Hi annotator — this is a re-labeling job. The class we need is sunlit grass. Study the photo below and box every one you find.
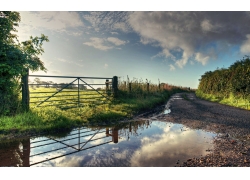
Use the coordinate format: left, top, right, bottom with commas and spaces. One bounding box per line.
196, 90, 250, 110
0, 80, 189, 135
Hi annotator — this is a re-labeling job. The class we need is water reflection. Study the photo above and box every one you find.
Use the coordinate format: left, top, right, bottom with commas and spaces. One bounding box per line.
0, 139, 30, 167
0, 119, 216, 167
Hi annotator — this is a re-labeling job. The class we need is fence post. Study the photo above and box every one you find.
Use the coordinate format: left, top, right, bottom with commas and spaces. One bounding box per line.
112, 76, 118, 98
129, 83, 132, 93
22, 68, 29, 111
106, 79, 111, 96
78, 78, 80, 107
106, 79, 109, 91
147, 83, 149, 92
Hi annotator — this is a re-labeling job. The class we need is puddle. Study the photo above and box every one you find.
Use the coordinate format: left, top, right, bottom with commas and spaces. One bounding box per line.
161, 94, 183, 115
0, 120, 216, 167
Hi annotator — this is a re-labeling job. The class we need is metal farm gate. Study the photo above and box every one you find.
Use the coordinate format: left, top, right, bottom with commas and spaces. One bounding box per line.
21, 70, 118, 110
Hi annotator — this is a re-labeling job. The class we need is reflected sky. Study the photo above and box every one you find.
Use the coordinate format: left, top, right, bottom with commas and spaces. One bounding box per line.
0, 94, 217, 167
0, 120, 216, 167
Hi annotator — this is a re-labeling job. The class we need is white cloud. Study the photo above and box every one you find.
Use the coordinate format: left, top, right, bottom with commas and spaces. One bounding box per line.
107, 37, 127, 46
113, 22, 130, 32
17, 11, 84, 40
201, 19, 214, 32
195, 52, 209, 66
169, 64, 176, 71
104, 63, 108, 68
83, 37, 113, 51
83, 37, 127, 51
240, 34, 250, 54
130, 125, 214, 167
19, 11, 83, 31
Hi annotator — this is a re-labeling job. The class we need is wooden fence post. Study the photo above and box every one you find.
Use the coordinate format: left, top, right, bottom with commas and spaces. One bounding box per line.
129, 83, 132, 93
147, 83, 149, 92
106, 79, 111, 96
112, 76, 118, 98
22, 68, 30, 111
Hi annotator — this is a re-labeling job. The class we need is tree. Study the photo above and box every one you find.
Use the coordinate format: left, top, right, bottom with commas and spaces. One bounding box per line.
0, 11, 49, 115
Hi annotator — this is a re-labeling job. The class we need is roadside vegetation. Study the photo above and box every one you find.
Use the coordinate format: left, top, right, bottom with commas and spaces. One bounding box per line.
0, 79, 189, 136
196, 56, 250, 110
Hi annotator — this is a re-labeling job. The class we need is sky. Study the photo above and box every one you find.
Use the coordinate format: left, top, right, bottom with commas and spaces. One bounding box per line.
5, 2, 250, 89
3, 0, 249, 176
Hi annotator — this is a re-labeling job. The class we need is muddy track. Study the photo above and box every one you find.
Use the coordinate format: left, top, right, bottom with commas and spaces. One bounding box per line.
150, 92, 250, 167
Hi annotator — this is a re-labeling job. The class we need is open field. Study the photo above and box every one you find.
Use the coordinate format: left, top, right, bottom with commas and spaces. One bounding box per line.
29, 87, 111, 109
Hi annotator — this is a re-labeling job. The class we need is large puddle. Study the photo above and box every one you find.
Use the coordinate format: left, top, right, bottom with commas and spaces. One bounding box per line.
0, 120, 216, 167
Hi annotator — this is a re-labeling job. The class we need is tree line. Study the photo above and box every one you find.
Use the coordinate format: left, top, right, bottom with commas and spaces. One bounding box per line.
197, 56, 250, 99
0, 11, 48, 115
31, 78, 87, 89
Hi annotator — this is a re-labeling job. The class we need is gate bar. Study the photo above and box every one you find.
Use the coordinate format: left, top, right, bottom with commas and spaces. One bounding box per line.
29, 75, 113, 79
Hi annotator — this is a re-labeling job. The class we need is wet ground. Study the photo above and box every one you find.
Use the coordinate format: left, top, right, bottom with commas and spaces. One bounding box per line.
1, 93, 250, 167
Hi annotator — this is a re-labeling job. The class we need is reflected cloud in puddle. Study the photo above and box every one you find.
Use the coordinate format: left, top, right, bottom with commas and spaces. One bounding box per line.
0, 119, 216, 167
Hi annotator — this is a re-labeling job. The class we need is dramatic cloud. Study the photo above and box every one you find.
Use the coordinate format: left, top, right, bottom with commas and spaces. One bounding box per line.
127, 12, 250, 68
83, 37, 128, 51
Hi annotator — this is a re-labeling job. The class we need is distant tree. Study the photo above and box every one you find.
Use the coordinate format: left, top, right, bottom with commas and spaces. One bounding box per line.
79, 84, 87, 90
34, 78, 41, 88
0, 11, 49, 115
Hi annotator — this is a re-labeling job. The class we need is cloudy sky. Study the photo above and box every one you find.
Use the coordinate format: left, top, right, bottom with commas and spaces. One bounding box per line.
7, 2, 250, 88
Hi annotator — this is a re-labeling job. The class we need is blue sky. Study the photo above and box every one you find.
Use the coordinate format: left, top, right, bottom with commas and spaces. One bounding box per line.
7, 3, 250, 89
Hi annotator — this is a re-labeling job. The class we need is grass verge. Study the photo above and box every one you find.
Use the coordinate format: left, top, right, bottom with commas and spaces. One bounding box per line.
0, 88, 188, 138
195, 89, 250, 110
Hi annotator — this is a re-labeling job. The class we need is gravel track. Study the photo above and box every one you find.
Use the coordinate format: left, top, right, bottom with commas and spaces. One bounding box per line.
155, 92, 250, 167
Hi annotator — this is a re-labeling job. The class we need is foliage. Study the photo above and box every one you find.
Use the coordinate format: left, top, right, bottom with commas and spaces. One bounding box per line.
0, 11, 49, 115
196, 56, 250, 107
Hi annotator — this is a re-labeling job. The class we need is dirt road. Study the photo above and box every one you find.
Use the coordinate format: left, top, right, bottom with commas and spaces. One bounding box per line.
157, 93, 250, 167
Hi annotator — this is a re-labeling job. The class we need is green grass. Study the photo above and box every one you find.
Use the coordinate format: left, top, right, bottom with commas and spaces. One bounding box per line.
0, 82, 188, 137
195, 90, 250, 110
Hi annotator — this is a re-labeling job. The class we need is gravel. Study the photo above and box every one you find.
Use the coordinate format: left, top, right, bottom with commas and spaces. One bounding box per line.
156, 92, 250, 167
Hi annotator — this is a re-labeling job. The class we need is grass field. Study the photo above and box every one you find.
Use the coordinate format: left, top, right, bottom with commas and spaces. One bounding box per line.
29, 87, 111, 109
